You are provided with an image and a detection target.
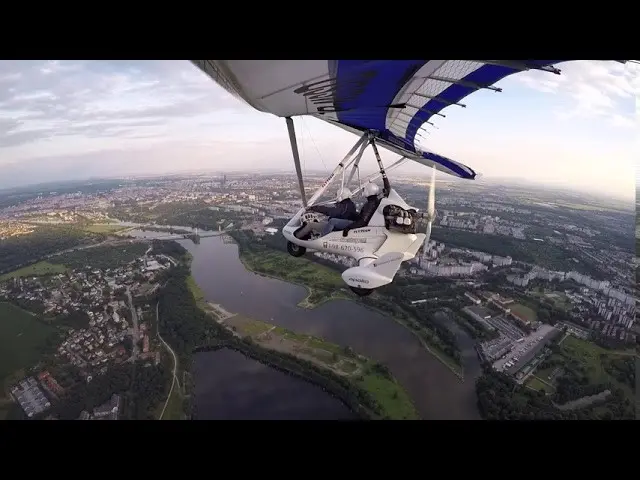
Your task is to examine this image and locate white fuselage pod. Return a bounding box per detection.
[282,188,426,272]
[282,223,387,265]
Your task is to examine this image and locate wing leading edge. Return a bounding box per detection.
[191,60,596,179]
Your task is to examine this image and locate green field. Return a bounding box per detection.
[510,303,537,323]
[526,375,555,394]
[526,335,637,411]
[244,250,345,288]
[237,317,273,336]
[0,261,67,282]
[561,336,613,384]
[242,251,346,308]
[0,395,16,420]
[359,369,418,419]
[530,289,572,311]
[533,359,564,383]
[0,303,57,380]
[553,335,635,399]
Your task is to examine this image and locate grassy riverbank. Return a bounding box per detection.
[234,240,462,378]
[220,314,419,419]
[238,250,351,308]
[157,249,415,419]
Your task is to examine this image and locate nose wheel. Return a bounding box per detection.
[350,286,374,297]
[287,241,306,257]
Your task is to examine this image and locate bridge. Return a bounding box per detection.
[135,232,220,241]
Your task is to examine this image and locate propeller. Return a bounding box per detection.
[416,167,437,262]
[425,166,437,244]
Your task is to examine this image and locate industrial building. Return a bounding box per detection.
[11,377,51,418]
[463,305,496,331]
[78,394,121,420]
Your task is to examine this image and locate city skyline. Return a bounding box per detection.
[0,60,636,200]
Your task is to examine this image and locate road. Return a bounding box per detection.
[126,288,139,360]
[156,302,180,420]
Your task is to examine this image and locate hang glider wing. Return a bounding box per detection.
[191,60,626,179]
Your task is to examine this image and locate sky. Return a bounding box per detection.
[0,60,637,201]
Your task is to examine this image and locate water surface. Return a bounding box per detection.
[184,236,482,420]
[192,349,356,420]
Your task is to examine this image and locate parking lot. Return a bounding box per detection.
[10,377,51,418]
[492,324,558,373]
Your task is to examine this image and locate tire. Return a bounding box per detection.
[350,286,374,297]
[287,241,306,257]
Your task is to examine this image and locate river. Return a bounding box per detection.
[192,348,357,420]
[128,226,482,419]
[180,235,482,420]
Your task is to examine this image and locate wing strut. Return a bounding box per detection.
[369,135,388,183]
[285,117,307,207]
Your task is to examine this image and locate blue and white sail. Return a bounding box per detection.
[191,60,624,179]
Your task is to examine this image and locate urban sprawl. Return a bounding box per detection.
[0,172,636,419]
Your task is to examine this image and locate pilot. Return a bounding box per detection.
[342,176,390,237]
[294,187,357,239]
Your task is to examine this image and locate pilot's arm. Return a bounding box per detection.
[308,204,338,217]
[342,199,376,236]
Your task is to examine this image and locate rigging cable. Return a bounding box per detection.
[302,117,329,172]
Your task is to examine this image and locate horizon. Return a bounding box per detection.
[0,60,637,201]
[1,168,634,207]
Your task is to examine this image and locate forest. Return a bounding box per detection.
[0,226,99,273]
[159,207,247,231]
[156,266,233,366]
[601,355,635,389]
[108,201,248,231]
[47,362,171,420]
[475,368,635,420]
[151,239,189,260]
[55,243,149,270]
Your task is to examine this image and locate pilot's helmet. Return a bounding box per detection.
[363,182,380,198]
[337,187,353,202]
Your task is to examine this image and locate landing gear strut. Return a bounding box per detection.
[287,241,306,257]
[350,286,374,297]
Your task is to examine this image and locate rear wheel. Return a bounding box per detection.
[287,241,306,257]
[350,286,374,297]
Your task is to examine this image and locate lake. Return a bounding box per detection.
[192,348,356,420]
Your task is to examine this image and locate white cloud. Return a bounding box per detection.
[0,60,635,201]
[515,60,638,125]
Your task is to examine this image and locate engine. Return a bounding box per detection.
[383,205,417,234]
